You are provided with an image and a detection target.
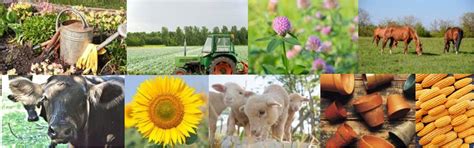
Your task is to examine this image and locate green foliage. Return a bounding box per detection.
[127,26,248,46]
[249,0,358,74]
[49,0,125,9]
[359,24,377,37]
[14,14,56,52]
[358,37,474,73]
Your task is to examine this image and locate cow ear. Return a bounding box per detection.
[89,80,124,109]
[212,84,226,93]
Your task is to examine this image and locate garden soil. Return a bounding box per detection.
[0,39,35,74]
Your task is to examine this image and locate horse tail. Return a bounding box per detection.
[456,29,463,51]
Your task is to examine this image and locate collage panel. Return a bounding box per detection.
[358,0,474,73]
[415,74,474,147]
[1,75,124,147]
[124,75,209,147]
[320,74,416,147]
[0,1,127,75]
[248,0,358,74]
[209,75,319,147]
[126,0,249,75]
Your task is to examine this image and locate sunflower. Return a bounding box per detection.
[131,76,204,146]
[124,103,136,128]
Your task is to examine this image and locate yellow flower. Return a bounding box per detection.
[124,103,136,128]
[131,76,204,146]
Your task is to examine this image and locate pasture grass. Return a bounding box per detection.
[48,0,126,9]
[358,37,474,73]
[127,46,248,75]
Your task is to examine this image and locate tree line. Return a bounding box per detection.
[359,9,474,38]
[127,26,248,46]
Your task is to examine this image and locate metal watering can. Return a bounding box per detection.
[56,8,93,65]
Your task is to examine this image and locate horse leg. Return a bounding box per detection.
[444,39,448,53]
[388,39,395,54]
[406,39,412,55]
[454,37,459,54]
[381,38,389,54]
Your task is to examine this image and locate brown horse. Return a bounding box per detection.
[444,27,464,54]
[373,27,397,47]
[382,26,423,55]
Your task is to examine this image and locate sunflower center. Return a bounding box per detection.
[150,95,184,129]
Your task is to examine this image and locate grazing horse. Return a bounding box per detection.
[373,27,397,47]
[444,27,464,54]
[382,26,423,55]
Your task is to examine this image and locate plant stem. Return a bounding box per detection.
[281,41,290,74]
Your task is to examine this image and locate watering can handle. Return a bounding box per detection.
[55,8,89,31]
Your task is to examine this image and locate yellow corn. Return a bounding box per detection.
[438,131,457,146]
[435,116,452,127]
[423,110,449,123]
[459,93,474,103]
[466,109,474,117]
[431,134,447,145]
[441,138,462,148]
[445,99,458,108]
[448,84,473,100]
[439,86,455,96]
[417,74,430,82]
[464,135,474,143]
[421,94,447,110]
[416,83,423,91]
[453,74,471,80]
[418,122,436,137]
[432,76,455,89]
[417,89,430,100]
[449,100,470,115]
[422,74,448,88]
[416,101,422,109]
[454,117,474,132]
[469,101,474,110]
[461,143,470,148]
[416,109,427,119]
[451,114,468,126]
[420,88,442,102]
[428,105,446,116]
[416,122,425,132]
[459,126,474,138]
[454,78,473,89]
[420,125,452,145]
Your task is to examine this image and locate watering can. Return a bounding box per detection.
[56,8,93,65]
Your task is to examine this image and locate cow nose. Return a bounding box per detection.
[27,115,39,122]
[7,95,17,102]
[48,124,74,141]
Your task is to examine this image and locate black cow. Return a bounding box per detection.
[11,75,125,147]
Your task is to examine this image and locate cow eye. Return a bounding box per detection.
[239,92,243,95]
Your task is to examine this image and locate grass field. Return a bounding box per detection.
[127,46,248,74]
[358,37,474,73]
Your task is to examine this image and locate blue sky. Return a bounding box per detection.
[128,0,248,32]
[359,0,474,27]
[125,76,209,103]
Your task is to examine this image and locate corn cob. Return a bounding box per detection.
[416,122,425,132]
[420,125,452,145]
[445,99,458,108]
[459,93,474,103]
[421,94,447,110]
[420,88,441,102]
[469,101,474,110]
[437,131,457,146]
[431,134,447,145]
[422,74,448,88]
[454,117,474,132]
[448,84,473,100]
[432,76,455,89]
[449,100,470,115]
[459,126,474,138]
[435,116,451,127]
[416,100,422,109]
[418,122,436,137]
[451,114,468,126]
[417,74,430,82]
[466,109,474,117]
[453,74,471,80]
[441,138,462,148]
[461,143,470,148]
[428,105,446,116]
[451,109,467,117]
[417,89,430,100]
[464,135,474,143]
[423,110,449,123]
[416,83,423,91]
[416,109,427,119]
[439,86,455,96]
[454,78,473,89]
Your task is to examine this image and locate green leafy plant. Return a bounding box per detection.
[14,15,55,52]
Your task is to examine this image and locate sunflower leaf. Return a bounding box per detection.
[185,132,198,145]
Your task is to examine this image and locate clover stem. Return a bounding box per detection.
[281,41,290,74]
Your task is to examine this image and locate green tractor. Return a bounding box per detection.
[174,34,248,74]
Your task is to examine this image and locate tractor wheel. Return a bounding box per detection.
[210,57,236,74]
[174,68,188,75]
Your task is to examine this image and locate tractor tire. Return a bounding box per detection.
[210,56,236,75]
[174,68,188,75]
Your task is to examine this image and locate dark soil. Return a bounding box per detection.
[0,38,35,74]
